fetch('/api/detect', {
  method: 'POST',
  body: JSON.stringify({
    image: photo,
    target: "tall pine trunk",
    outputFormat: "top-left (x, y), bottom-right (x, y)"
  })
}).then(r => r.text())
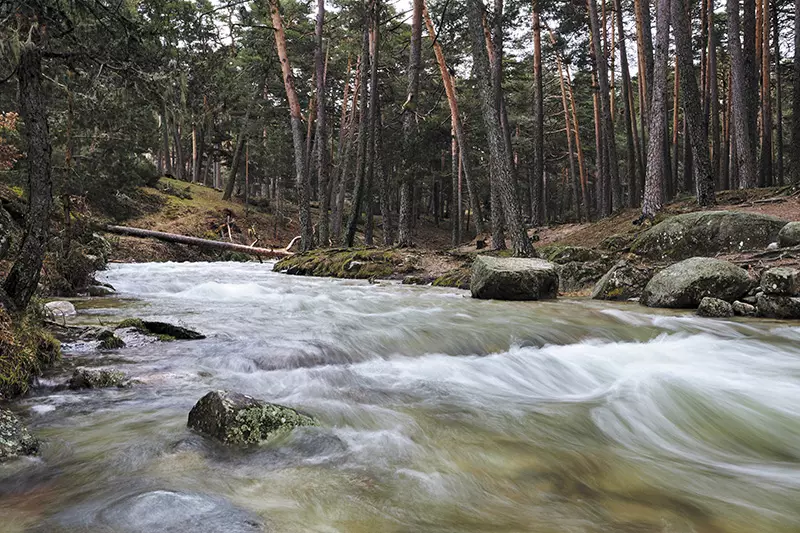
top-left (615, 0), bottom-right (639, 207)
top-left (728, 0), bottom-right (758, 188)
top-left (531, 2), bottom-right (544, 226)
top-left (759, 0), bottom-right (772, 186)
top-left (793, 0), bottom-right (800, 182)
top-left (314, 0), bottom-right (330, 246)
top-left (773, 0), bottom-right (783, 185)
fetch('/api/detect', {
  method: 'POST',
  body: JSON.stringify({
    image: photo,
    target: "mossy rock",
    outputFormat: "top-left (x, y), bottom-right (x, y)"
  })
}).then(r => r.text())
top-left (556, 259), bottom-right (613, 293)
top-left (97, 329), bottom-right (125, 349)
top-left (68, 368), bottom-right (128, 390)
top-left (538, 244), bottom-right (603, 264)
top-left (470, 256), bottom-right (559, 300)
top-left (631, 211), bottom-right (788, 260)
top-left (591, 260), bottom-right (654, 301)
top-left (599, 233), bottom-right (638, 253)
top-left (273, 248), bottom-right (407, 280)
top-left (187, 390), bottom-right (318, 446)
top-left (0, 408), bottom-right (39, 462)
top-left (640, 257), bottom-right (751, 308)
top-left (431, 267), bottom-right (471, 290)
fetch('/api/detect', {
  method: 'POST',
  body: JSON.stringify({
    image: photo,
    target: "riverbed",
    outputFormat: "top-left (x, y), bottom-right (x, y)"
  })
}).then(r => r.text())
top-left (2, 261), bottom-right (800, 532)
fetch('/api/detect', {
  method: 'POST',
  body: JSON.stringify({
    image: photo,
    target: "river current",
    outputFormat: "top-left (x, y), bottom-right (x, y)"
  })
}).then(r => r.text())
top-left (2, 261), bottom-right (800, 532)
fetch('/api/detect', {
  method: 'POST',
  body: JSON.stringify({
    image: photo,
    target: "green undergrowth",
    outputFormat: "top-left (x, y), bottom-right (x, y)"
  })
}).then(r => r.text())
top-left (432, 267), bottom-right (472, 289)
top-left (0, 307), bottom-right (61, 400)
top-left (274, 248), bottom-right (412, 279)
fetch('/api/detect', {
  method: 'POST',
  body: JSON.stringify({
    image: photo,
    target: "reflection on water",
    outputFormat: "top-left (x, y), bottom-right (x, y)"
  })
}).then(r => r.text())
top-left (2, 261), bottom-right (800, 533)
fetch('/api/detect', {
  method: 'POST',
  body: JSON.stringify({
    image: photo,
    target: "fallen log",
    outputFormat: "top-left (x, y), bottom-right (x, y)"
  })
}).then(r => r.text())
top-left (102, 225), bottom-right (293, 258)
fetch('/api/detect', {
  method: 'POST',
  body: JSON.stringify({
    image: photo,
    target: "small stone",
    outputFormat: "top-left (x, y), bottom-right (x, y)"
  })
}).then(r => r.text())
top-left (68, 368), bottom-right (128, 390)
top-left (87, 285), bottom-right (115, 297)
top-left (766, 242), bottom-right (779, 251)
top-left (0, 408), bottom-right (39, 462)
top-left (44, 300), bottom-right (76, 319)
top-left (188, 390), bottom-right (318, 446)
top-left (732, 301), bottom-right (757, 316)
top-left (697, 297), bottom-right (734, 318)
top-left (756, 293), bottom-right (800, 319)
top-left (760, 267), bottom-right (800, 296)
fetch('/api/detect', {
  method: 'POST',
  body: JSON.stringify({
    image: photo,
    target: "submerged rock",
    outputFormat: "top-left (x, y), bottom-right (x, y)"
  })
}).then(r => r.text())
top-left (95, 490), bottom-right (264, 533)
top-left (756, 294), bottom-right (800, 319)
top-left (0, 408), bottom-right (39, 462)
top-left (470, 256), bottom-right (558, 301)
top-left (87, 285), bottom-right (116, 297)
top-left (97, 329), bottom-right (125, 349)
top-left (188, 390), bottom-right (318, 446)
top-left (778, 221), bottom-right (800, 248)
top-left (68, 368), bottom-right (128, 390)
top-left (44, 300), bottom-right (76, 319)
top-left (591, 260), bottom-right (654, 300)
top-left (760, 267), bottom-right (800, 296)
top-left (696, 297), bottom-right (734, 318)
top-left (631, 211), bottom-right (787, 260)
top-left (640, 257), bottom-right (751, 308)
top-left (116, 318), bottom-right (205, 341)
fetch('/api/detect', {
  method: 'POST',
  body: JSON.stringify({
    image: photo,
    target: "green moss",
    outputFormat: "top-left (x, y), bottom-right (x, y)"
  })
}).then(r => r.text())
top-left (156, 334), bottom-right (176, 342)
top-left (68, 368), bottom-right (128, 389)
top-left (0, 309), bottom-right (62, 400)
top-left (538, 244), bottom-right (602, 264)
top-left (225, 404), bottom-right (319, 445)
top-left (98, 330), bottom-right (125, 349)
top-left (274, 248), bottom-right (405, 280)
top-left (432, 267), bottom-right (472, 290)
top-left (116, 318), bottom-right (145, 329)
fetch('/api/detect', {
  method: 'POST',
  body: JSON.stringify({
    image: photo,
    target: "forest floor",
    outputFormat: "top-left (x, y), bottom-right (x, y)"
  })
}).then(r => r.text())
top-left (107, 178), bottom-right (800, 281)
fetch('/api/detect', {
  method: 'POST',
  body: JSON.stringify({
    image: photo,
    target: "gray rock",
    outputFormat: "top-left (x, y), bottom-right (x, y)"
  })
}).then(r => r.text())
top-left (742, 295), bottom-right (759, 305)
top-left (766, 242), bottom-right (780, 251)
top-left (539, 244), bottom-right (604, 264)
top-left (732, 300), bottom-right (757, 316)
top-left (640, 257), bottom-right (751, 308)
top-left (188, 390), bottom-right (318, 446)
top-left (97, 329), bottom-right (125, 349)
top-left (87, 285), bottom-right (116, 297)
top-left (0, 408), bottom-right (39, 462)
top-left (95, 490), bottom-right (264, 533)
top-left (44, 300), bottom-right (76, 319)
top-left (591, 260), bottom-right (654, 300)
top-left (631, 211), bottom-right (788, 260)
top-left (697, 297), bottom-right (734, 318)
top-left (756, 293), bottom-right (800, 319)
top-left (778, 221), bottom-right (800, 248)
top-left (470, 255), bottom-right (558, 301)
top-left (68, 368), bottom-right (128, 390)
top-left (557, 260), bottom-right (612, 293)
top-left (760, 267), bottom-right (800, 295)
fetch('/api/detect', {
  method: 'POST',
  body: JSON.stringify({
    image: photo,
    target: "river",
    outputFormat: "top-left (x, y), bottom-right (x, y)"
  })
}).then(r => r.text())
top-left (2, 261), bottom-right (800, 532)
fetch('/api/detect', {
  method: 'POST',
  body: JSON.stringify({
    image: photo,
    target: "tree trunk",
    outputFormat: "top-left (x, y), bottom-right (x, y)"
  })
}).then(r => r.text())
top-left (773, 0), bottom-right (783, 186)
top-left (641, 0), bottom-right (670, 219)
top-left (222, 126), bottom-right (247, 201)
top-left (269, 0), bottom-right (313, 249)
top-left (759, 0), bottom-right (772, 186)
top-left (314, 0), bottom-right (330, 246)
top-left (671, 57), bottom-right (680, 196)
top-left (2, 41), bottom-right (53, 312)
top-left (467, 0), bottom-right (533, 256)
top-left (344, 21), bottom-right (371, 247)
top-left (634, 0), bottom-right (655, 122)
top-left (363, 0), bottom-right (381, 247)
top-left (531, 2), bottom-right (544, 226)
top-left (728, 0), bottom-right (758, 188)
top-left (743, 0), bottom-right (759, 165)
top-left (708, 2), bottom-right (721, 185)
top-left (794, 0), bottom-right (800, 182)
top-left (162, 104), bottom-right (172, 176)
top-left (555, 42), bottom-right (580, 220)
top-left (614, 0), bottom-right (639, 207)
top-left (397, 0), bottom-right (423, 247)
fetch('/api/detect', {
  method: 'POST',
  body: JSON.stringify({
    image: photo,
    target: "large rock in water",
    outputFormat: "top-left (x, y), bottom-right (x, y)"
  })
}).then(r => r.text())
top-left (0, 408), bottom-right (39, 462)
top-left (188, 390), bottom-right (317, 445)
top-left (640, 257), bottom-right (751, 308)
top-left (591, 260), bottom-right (654, 300)
top-left (631, 211), bottom-right (787, 260)
top-left (756, 294), bottom-right (800, 319)
top-left (470, 256), bottom-right (558, 300)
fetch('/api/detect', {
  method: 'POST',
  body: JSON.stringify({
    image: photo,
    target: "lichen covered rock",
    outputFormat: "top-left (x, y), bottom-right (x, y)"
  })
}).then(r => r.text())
top-left (470, 255), bottom-right (558, 301)
top-left (631, 211), bottom-right (787, 260)
top-left (0, 408), bottom-right (39, 462)
top-left (44, 300), bottom-right (76, 319)
top-left (778, 221), bottom-right (800, 248)
top-left (696, 297), bottom-right (734, 318)
top-left (538, 244), bottom-right (604, 264)
top-left (557, 260), bottom-right (612, 293)
top-left (97, 329), bottom-right (125, 349)
top-left (591, 260), bottom-right (654, 300)
top-left (640, 257), bottom-right (751, 308)
top-left (760, 267), bottom-right (800, 296)
top-left (756, 294), bottom-right (800, 319)
top-left (68, 368), bottom-right (129, 389)
top-left (732, 300), bottom-right (757, 316)
top-left (188, 390), bottom-right (318, 446)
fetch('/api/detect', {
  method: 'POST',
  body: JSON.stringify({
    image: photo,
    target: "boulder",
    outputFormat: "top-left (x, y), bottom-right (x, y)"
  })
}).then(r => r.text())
top-left (97, 329), bottom-right (125, 349)
top-left (631, 211), bottom-right (788, 260)
top-left (591, 260), bottom-right (654, 300)
top-left (640, 257), bottom-right (751, 308)
top-left (778, 221), bottom-right (800, 248)
top-left (756, 294), bottom-right (800, 319)
top-left (470, 256), bottom-right (558, 301)
top-left (68, 368), bottom-right (128, 389)
top-left (760, 267), bottom-right (800, 296)
top-left (557, 260), bottom-right (612, 293)
top-left (696, 297), bottom-right (734, 318)
top-left (87, 285), bottom-right (116, 297)
top-left (538, 244), bottom-right (604, 264)
top-left (188, 390), bottom-right (318, 446)
top-left (94, 490), bottom-right (264, 533)
top-left (732, 300), bottom-right (757, 317)
top-left (116, 318), bottom-right (205, 341)
top-left (0, 408), bottom-right (39, 462)
top-left (44, 300), bottom-right (76, 319)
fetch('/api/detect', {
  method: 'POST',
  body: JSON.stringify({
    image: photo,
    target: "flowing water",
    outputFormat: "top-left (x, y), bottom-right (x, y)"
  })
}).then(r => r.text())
top-left (3, 261), bottom-right (800, 533)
